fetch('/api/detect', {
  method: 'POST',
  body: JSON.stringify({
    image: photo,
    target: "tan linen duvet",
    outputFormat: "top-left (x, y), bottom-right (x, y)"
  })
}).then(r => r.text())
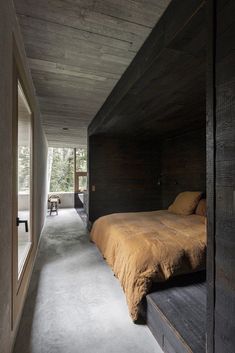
top-left (90, 210), bottom-right (206, 321)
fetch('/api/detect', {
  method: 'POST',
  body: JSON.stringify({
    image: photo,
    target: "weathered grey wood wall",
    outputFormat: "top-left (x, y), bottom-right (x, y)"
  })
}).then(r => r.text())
top-left (210, 0), bottom-right (235, 352)
top-left (161, 128), bottom-right (206, 208)
top-left (89, 135), bottom-right (161, 222)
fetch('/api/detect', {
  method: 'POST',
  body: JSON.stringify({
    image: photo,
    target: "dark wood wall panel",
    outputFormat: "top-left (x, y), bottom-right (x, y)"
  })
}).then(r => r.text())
top-left (206, 0), bottom-right (216, 352)
top-left (88, 0), bottom-right (206, 140)
top-left (161, 128), bottom-right (206, 209)
top-left (88, 0), bottom-right (207, 225)
top-left (214, 1), bottom-right (235, 352)
top-left (89, 135), bottom-right (161, 222)
top-left (88, 129), bottom-right (206, 222)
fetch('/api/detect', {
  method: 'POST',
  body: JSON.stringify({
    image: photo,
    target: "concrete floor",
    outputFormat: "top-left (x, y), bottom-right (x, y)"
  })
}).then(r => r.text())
top-left (14, 208), bottom-right (163, 353)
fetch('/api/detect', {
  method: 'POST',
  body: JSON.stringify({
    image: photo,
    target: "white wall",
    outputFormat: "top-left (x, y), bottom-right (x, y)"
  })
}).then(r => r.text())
top-left (19, 191), bottom-right (75, 211)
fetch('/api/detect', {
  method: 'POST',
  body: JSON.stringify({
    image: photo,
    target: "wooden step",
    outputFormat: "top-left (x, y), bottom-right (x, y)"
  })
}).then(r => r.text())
top-left (146, 273), bottom-right (206, 353)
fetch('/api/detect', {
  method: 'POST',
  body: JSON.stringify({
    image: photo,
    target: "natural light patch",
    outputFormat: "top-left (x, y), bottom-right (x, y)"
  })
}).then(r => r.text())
top-left (48, 148), bottom-right (74, 192)
top-left (18, 146), bottom-right (30, 193)
top-left (75, 149), bottom-right (87, 192)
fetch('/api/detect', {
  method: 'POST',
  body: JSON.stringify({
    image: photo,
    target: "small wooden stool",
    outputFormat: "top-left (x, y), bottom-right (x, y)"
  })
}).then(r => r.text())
top-left (48, 196), bottom-right (61, 215)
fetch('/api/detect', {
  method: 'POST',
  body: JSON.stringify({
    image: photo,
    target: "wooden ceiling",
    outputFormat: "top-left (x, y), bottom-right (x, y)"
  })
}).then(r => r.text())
top-left (89, 0), bottom-right (207, 140)
top-left (14, 0), bottom-right (171, 147)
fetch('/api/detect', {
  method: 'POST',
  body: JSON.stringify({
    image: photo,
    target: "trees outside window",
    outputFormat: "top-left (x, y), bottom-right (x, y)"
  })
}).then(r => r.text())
top-left (75, 149), bottom-right (87, 192)
top-left (18, 146), bottom-right (30, 193)
top-left (47, 147), bottom-right (87, 193)
top-left (49, 148), bottom-right (74, 192)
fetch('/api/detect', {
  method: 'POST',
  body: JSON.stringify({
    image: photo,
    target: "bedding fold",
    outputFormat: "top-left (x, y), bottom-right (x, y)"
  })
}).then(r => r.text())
top-left (90, 210), bottom-right (206, 321)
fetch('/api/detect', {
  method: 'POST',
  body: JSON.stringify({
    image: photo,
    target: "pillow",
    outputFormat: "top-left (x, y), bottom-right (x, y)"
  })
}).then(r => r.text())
top-left (195, 199), bottom-right (207, 217)
top-left (168, 191), bottom-right (202, 216)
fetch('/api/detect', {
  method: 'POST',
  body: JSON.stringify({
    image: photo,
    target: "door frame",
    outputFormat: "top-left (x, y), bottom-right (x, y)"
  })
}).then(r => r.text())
top-left (12, 37), bottom-right (36, 328)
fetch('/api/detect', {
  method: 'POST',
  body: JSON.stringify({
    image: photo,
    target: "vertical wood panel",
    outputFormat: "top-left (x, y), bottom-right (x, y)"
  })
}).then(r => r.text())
top-left (89, 135), bottom-right (162, 222)
top-left (206, 0), bottom-right (216, 352)
top-left (210, 0), bottom-right (235, 352)
top-left (89, 130), bottom-right (206, 223)
top-left (161, 128), bottom-right (206, 208)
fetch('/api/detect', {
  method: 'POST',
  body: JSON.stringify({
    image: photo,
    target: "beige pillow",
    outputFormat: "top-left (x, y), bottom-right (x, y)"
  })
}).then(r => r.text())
top-left (168, 191), bottom-right (202, 215)
top-left (195, 199), bottom-right (207, 217)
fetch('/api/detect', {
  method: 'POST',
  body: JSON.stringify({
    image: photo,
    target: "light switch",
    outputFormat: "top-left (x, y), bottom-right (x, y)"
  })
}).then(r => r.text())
top-left (92, 185), bottom-right (96, 192)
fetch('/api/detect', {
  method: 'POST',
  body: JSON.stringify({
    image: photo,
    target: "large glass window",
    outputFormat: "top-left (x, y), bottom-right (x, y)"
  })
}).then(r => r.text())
top-left (76, 148), bottom-right (87, 172)
top-left (75, 149), bottom-right (87, 192)
top-left (17, 82), bottom-right (32, 276)
top-left (47, 148), bottom-right (87, 194)
top-left (48, 148), bottom-right (74, 192)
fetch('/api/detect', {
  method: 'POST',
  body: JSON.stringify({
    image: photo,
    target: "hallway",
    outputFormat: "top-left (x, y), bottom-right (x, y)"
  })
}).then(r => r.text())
top-left (14, 209), bottom-right (162, 353)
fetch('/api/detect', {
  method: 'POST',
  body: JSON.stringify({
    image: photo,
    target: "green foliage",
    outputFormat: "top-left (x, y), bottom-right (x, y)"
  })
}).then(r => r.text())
top-left (18, 147), bottom-right (88, 193)
top-left (78, 175), bottom-right (87, 191)
top-left (49, 148), bottom-right (74, 192)
top-left (18, 146), bottom-right (30, 193)
top-left (76, 148), bottom-right (87, 172)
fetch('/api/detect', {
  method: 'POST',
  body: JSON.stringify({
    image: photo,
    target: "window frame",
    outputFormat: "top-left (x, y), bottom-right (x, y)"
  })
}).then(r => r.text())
top-left (48, 147), bottom-right (75, 193)
top-left (12, 37), bottom-right (35, 328)
top-left (74, 148), bottom-right (87, 192)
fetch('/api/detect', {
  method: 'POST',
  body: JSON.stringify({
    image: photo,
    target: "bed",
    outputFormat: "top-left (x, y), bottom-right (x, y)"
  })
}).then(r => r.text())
top-left (90, 208), bottom-right (206, 321)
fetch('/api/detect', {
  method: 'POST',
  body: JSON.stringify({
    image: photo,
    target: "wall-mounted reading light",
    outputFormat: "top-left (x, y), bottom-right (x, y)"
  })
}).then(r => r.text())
top-left (157, 174), bottom-right (163, 186)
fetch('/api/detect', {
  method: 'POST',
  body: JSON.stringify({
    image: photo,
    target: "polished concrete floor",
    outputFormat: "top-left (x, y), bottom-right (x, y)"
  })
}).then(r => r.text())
top-left (14, 208), bottom-right (163, 353)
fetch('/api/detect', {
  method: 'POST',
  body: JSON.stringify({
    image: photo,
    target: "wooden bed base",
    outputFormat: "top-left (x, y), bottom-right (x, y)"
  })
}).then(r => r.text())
top-left (146, 272), bottom-right (206, 353)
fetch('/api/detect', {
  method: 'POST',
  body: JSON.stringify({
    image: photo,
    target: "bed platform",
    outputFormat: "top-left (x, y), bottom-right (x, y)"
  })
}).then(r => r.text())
top-left (146, 272), bottom-right (206, 353)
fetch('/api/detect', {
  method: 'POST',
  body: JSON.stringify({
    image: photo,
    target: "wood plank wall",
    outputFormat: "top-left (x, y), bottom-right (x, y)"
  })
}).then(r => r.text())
top-left (161, 128), bottom-right (206, 208)
top-left (206, 0), bottom-right (216, 351)
top-left (88, 135), bottom-right (161, 222)
top-left (213, 0), bottom-right (235, 352)
top-left (88, 128), bottom-right (206, 223)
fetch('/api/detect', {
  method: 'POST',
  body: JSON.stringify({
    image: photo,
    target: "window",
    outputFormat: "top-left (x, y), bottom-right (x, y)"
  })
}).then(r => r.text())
top-left (12, 46), bottom-right (36, 326)
top-left (76, 148), bottom-right (87, 172)
top-left (17, 81), bottom-right (33, 276)
top-left (75, 148), bottom-right (87, 192)
top-left (48, 148), bottom-right (74, 192)
top-left (47, 147), bottom-right (87, 194)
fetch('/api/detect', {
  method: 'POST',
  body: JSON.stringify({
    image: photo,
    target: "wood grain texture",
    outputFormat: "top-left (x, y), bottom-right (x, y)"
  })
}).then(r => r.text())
top-left (147, 273), bottom-right (206, 353)
top-left (88, 127), bottom-right (206, 223)
top-left (161, 128), bottom-right (206, 208)
top-left (213, 1), bottom-right (235, 352)
top-left (88, 0), bottom-right (206, 140)
top-left (206, 1), bottom-right (216, 352)
top-left (14, 0), bottom-right (171, 147)
top-left (88, 135), bottom-right (161, 222)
